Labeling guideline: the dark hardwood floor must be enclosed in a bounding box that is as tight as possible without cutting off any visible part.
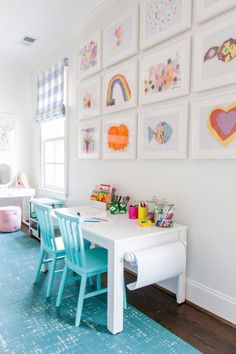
[22,224,236,354]
[124,272,236,354]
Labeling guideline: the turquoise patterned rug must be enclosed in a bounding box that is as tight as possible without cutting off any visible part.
[0,231,200,354]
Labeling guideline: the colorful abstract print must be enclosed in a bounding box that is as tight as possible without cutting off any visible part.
[79,40,98,74]
[144,53,181,95]
[146,0,181,35]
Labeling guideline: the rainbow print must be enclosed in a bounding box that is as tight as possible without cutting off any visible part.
[106,74,131,107]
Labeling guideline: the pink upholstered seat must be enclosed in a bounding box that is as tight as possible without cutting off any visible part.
[0,206,21,233]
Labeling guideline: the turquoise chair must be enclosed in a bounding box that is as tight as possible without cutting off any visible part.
[33,204,66,298]
[55,210,127,327]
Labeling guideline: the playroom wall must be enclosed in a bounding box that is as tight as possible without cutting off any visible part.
[0,64,33,204]
[31,0,236,324]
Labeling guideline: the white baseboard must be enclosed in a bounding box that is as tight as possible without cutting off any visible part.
[186,278,236,325]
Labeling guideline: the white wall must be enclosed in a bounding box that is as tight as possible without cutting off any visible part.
[32,0,236,324]
[0,64,33,183]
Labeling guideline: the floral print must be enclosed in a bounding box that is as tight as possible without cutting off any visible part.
[79,40,98,74]
[144,53,181,94]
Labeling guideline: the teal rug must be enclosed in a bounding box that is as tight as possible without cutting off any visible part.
[0,231,200,354]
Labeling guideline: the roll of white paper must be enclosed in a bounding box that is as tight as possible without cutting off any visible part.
[126,241,186,291]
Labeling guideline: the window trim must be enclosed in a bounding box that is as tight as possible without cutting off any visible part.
[40,118,68,198]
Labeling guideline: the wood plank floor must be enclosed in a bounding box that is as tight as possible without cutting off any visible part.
[124,272,236,354]
[22,225,236,354]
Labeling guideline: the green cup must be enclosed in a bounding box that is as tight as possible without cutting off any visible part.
[109,202,119,215]
[119,203,127,214]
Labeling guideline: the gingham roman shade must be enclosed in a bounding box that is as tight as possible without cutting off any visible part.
[35,58,68,123]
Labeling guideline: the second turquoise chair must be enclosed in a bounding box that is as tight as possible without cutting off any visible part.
[55,210,127,327]
[33,204,66,298]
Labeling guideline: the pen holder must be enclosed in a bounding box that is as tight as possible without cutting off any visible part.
[156,203,174,228]
[128,206,138,219]
[138,206,147,222]
[109,202,119,215]
[119,203,127,214]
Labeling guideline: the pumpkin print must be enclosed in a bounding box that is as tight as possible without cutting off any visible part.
[107,124,129,151]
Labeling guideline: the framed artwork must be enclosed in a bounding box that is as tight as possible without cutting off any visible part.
[102,112,136,159]
[195,0,236,24]
[140,0,192,50]
[191,92,236,159]
[139,37,190,105]
[78,119,101,159]
[103,8,138,67]
[194,15,236,92]
[102,59,137,114]
[78,31,102,80]
[0,114,15,153]
[138,102,188,159]
[78,75,101,119]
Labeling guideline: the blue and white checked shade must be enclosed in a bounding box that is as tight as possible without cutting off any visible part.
[35,58,68,123]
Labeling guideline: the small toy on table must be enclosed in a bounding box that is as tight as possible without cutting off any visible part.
[138,219,152,227]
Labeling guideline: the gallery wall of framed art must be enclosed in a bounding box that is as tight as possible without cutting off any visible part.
[76,0,236,160]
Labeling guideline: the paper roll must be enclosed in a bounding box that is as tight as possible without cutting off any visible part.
[125,241,186,291]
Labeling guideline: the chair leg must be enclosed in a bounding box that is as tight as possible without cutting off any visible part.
[96,273,101,290]
[56,265,68,307]
[34,248,45,284]
[75,275,87,327]
[88,276,94,287]
[46,255,57,298]
[123,284,128,310]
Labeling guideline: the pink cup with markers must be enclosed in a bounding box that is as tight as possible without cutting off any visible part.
[128,206,138,219]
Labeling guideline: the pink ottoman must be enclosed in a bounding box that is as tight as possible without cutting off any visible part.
[0,206,21,233]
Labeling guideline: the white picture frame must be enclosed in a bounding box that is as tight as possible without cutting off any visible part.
[191,92,236,159]
[140,0,192,50]
[0,113,15,153]
[195,0,236,24]
[77,75,101,119]
[139,36,190,105]
[102,59,137,114]
[78,119,101,159]
[193,14,236,92]
[103,8,139,68]
[78,31,102,80]
[102,112,137,159]
[138,102,188,159]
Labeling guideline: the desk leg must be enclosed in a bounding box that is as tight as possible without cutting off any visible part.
[177,228,187,304]
[108,242,124,334]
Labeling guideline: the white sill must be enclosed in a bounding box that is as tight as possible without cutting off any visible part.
[37,188,68,201]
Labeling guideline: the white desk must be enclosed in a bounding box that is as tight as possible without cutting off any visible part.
[55,206,187,335]
[0,187,35,222]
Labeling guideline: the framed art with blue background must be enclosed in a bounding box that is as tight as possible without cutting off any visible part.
[138,102,188,159]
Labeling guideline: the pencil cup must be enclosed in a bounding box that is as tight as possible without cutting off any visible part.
[138,206,147,222]
[119,203,127,214]
[128,206,138,219]
[109,202,119,215]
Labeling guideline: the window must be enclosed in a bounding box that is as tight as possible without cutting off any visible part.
[41,118,66,193]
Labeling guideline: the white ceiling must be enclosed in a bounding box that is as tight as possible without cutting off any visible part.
[0,0,101,68]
